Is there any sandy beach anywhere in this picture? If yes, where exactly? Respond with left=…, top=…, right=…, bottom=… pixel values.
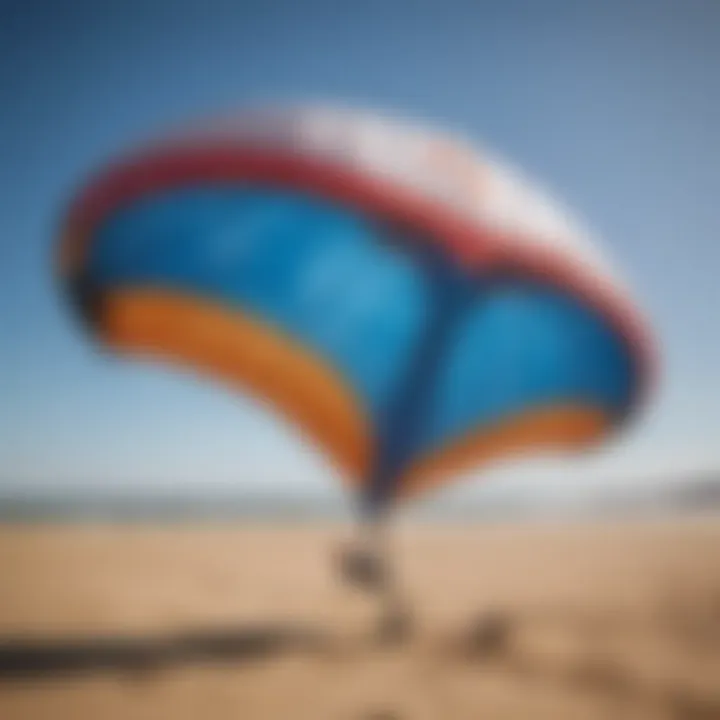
left=0, top=519, right=718, bottom=719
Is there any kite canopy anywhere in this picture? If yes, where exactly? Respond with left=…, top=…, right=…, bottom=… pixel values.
left=57, top=105, right=655, bottom=504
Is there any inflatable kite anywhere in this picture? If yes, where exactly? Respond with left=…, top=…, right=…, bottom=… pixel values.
left=57, top=105, right=655, bottom=518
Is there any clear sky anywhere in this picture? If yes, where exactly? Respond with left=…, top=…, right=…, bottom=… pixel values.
left=1, top=0, right=718, bottom=499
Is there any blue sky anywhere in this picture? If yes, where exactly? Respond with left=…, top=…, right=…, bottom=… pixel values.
left=0, top=0, right=718, bottom=499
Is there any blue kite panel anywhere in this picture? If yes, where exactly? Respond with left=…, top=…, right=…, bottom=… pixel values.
left=421, top=284, right=634, bottom=452
left=86, top=188, right=431, bottom=423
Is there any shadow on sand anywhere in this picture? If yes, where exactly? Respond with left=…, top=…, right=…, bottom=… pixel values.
left=2, top=609, right=719, bottom=719
left=0, top=622, right=330, bottom=680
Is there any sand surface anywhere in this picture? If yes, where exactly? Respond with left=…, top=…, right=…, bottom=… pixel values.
left=0, top=520, right=719, bottom=719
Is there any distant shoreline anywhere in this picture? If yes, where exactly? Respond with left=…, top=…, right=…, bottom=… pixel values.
left=1, top=488, right=718, bottom=524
